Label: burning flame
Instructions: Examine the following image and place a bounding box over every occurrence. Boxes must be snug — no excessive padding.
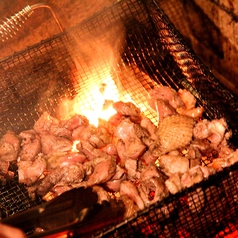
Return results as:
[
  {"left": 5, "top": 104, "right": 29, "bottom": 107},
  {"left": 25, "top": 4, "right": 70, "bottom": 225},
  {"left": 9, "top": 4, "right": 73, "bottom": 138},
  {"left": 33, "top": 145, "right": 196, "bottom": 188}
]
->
[
  {"left": 59, "top": 73, "right": 121, "bottom": 127},
  {"left": 74, "top": 74, "right": 120, "bottom": 126},
  {"left": 59, "top": 69, "right": 154, "bottom": 127},
  {"left": 58, "top": 26, "right": 158, "bottom": 127}
]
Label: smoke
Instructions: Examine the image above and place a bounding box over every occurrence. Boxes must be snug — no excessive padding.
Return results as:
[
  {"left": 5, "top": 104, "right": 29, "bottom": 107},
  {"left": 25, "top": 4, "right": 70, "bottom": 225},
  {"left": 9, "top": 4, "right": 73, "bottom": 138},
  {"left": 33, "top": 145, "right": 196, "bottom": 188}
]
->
[{"left": 57, "top": 12, "right": 127, "bottom": 120}]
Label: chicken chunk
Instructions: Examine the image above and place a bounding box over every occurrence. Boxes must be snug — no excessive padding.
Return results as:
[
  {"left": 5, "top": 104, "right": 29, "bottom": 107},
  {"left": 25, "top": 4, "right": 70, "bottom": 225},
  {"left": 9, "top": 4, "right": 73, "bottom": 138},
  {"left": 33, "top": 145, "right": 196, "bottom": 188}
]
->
[
  {"left": 19, "top": 130, "right": 41, "bottom": 161},
  {"left": 159, "top": 154, "right": 189, "bottom": 177},
  {"left": 113, "top": 101, "right": 141, "bottom": 123},
  {"left": 120, "top": 180, "right": 145, "bottom": 210},
  {"left": 0, "top": 130, "right": 20, "bottom": 162},
  {"left": 40, "top": 134, "right": 73, "bottom": 155},
  {"left": 37, "top": 163, "right": 85, "bottom": 196},
  {"left": 149, "top": 86, "right": 185, "bottom": 110},
  {"left": 115, "top": 119, "right": 146, "bottom": 159},
  {"left": 84, "top": 156, "right": 117, "bottom": 187},
  {"left": 18, "top": 154, "right": 46, "bottom": 186},
  {"left": 34, "top": 112, "right": 71, "bottom": 138}
]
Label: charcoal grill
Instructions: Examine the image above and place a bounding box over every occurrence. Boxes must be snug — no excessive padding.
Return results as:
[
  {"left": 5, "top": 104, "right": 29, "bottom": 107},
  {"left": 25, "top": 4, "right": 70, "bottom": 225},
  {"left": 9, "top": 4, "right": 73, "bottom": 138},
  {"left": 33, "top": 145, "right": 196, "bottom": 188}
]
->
[{"left": 0, "top": 0, "right": 238, "bottom": 237}]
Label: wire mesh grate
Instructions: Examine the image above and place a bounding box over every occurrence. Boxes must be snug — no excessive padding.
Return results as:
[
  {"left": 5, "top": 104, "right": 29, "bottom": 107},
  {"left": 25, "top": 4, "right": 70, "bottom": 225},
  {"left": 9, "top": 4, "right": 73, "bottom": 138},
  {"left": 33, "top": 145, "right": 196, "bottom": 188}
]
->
[{"left": 0, "top": 0, "right": 238, "bottom": 237}]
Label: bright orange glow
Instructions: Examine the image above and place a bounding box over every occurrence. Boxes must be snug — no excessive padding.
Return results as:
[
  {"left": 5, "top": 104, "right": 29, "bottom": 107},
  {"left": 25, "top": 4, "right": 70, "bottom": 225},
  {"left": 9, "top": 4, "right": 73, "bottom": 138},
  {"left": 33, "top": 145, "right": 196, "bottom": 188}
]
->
[
  {"left": 58, "top": 62, "right": 158, "bottom": 127},
  {"left": 58, "top": 70, "right": 156, "bottom": 127},
  {"left": 72, "top": 74, "right": 119, "bottom": 127},
  {"left": 58, "top": 73, "right": 119, "bottom": 126},
  {"left": 72, "top": 140, "right": 80, "bottom": 152}
]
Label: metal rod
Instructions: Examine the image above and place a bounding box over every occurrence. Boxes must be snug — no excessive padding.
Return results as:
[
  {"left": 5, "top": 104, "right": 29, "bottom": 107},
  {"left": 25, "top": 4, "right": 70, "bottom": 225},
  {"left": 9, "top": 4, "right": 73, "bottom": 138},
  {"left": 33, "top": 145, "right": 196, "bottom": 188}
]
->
[
  {"left": 0, "top": 3, "right": 63, "bottom": 42},
  {"left": 31, "top": 3, "right": 63, "bottom": 32}
]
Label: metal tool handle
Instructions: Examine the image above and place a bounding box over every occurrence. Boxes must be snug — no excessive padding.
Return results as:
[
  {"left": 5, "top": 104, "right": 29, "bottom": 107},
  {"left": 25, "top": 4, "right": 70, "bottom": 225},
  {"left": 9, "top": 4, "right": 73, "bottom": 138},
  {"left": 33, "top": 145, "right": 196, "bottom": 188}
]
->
[{"left": 0, "top": 3, "right": 63, "bottom": 42}]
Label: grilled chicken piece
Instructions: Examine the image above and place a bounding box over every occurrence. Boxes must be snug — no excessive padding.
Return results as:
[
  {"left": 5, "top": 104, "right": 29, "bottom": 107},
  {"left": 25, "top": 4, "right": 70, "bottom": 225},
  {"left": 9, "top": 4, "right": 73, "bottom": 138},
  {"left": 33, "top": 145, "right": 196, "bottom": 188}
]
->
[
  {"left": 149, "top": 86, "right": 185, "bottom": 110},
  {"left": 140, "top": 117, "right": 158, "bottom": 141},
  {"left": 0, "top": 130, "right": 20, "bottom": 184},
  {"left": 0, "top": 160, "right": 14, "bottom": 185},
  {"left": 125, "top": 159, "right": 141, "bottom": 180},
  {"left": 116, "top": 139, "right": 127, "bottom": 166},
  {"left": 101, "top": 143, "right": 118, "bottom": 156},
  {"left": 0, "top": 160, "right": 9, "bottom": 175},
  {"left": 165, "top": 173, "right": 182, "bottom": 195},
  {"left": 156, "top": 114, "right": 195, "bottom": 155},
  {"left": 47, "top": 151, "right": 87, "bottom": 170},
  {"left": 193, "top": 118, "right": 231, "bottom": 147},
  {"left": 149, "top": 87, "right": 204, "bottom": 121},
  {"left": 187, "top": 145, "right": 202, "bottom": 168},
  {"left": 140, "top": 164, "right": 166, "bottom": 181},
  {"left": 209, "top": 149, "right": 238, "bottom": 171},
  {"left": 138, "top": 176, "right": 169, "bottom": 206},
  {"left": 60, "top": 163, "right": 85, "bottom": 184},
  {"left": 34, "top": 112, "right": 59, "bottom": 134},
  {"left": 19, "top": 129, "right": 41, "bottom": 161},
  {"left": 59, "top": 114, "right": 89, "bottom": 131},
  {"left": 140, "top": 150, "right": 157, "bottom": 165},
  {"left": 178, "top": 106, "right": 204, "bottom": 120},
  {"left": 159, "top": 154, "right": 189, "bottom": 177},
  {"left": 77, "top": 140, "right": 111, "bottom": 161},
  {"left": 34, "top": 112, "right": 71, "bottom": 138},
  {"left": 180, "top": 166, "right": 204, "bottom": 189},
  {"left": 0, "top": 130, "right": 20, "bottom": 162},
  {"left": 115, "top": 119, "right": 146, "bottom": 160},
  {"left": 178, "top": 89, "right": 197, "bottom": 110},
  {"left": 57, "top": 152, "right": 87, "bottom": 166},
  {"left": 83, "top": 156, "right": 106, "bottom": 176},
  {"left": 124, "top": 137, "right": 146, "bottom": 160},
  {"left": 72, "top": 124, "right": 112, "bottom": 148},
  {"left": 40, "top": 134, "right": 72, "bottom": 155},
  {"left": 120, "top": 194, "right": 140, "bottom": 218},
  {"left": 133, "top": 123, "right": 152, "bottom": 145},
  {"left": 153, "top": 99, "right": 177, "bottom": 121},
  {"left": 120, "top": 180, "right": 145, "bottom": 210},
  {"left": 104, "top": 165, "right": 126, "bottom": 192},
  {"left": 18, "top": 154, "right": 46, "bottom": 186},
  {"left": 165, "top": 164, "right": 215, "bottom": 195},
  {"left": 177, "top": 89, "right": 204, "bottom": 120},
  {"left": 37, "top": 163, "right": 85, "bottom": 196},
  {"left": 84, "top": 156, "right": 117, "bottom": 187},
  {"left": 51, "top": 184, "right": 72, "bottom": 197},
  {"left": 138, "top": 164, "right": 169, "bottom": 206},
  {"left": 104, "top": 179, "right": 122, "bottom": 193},
  {"left": 113, "top": 101, "right": 141, "bottom": 123}
]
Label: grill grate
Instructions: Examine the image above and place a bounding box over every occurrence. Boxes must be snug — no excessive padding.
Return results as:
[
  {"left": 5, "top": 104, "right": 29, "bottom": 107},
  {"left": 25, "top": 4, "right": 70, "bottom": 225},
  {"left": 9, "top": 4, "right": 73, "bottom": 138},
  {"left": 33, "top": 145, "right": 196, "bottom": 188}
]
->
[
  {"left": 103, "top": 164, "right": 238, "bottom": 238},
  {"left": 0, "top": 0, "right": 238, "bottom": 237}
]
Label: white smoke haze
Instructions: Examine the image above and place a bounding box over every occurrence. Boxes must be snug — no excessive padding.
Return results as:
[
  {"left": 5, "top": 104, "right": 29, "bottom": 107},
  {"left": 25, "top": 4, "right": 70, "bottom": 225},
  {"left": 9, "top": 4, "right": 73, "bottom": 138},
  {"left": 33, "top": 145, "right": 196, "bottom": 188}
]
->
[
  {"left": 57, "top": 17, "right": 127, "bottom": 123},
  {"left": 0, "top": 0, "right": 157, "bottom": 124}
]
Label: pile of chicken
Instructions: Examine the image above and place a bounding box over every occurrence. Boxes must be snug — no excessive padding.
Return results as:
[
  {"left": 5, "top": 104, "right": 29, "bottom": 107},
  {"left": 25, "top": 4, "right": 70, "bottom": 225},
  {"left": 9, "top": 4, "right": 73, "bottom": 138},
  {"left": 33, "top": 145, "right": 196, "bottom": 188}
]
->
[{"left": 0, "top": 86, "right": 238, "bottom": 218}]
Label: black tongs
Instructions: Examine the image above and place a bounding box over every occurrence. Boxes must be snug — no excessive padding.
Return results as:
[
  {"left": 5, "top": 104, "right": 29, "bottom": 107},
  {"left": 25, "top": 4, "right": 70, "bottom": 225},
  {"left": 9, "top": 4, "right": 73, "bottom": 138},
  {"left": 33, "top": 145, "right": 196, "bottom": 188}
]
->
[{"left": 2, "top": 187, "right": 125, "bottom": 238}]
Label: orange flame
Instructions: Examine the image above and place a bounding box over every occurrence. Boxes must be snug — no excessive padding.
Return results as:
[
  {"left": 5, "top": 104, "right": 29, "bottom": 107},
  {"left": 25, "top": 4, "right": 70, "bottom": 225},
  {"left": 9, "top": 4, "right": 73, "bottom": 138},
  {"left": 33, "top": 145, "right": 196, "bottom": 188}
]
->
[{"left": 59, "top": 73, "right": 120, "bottom": 127}]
